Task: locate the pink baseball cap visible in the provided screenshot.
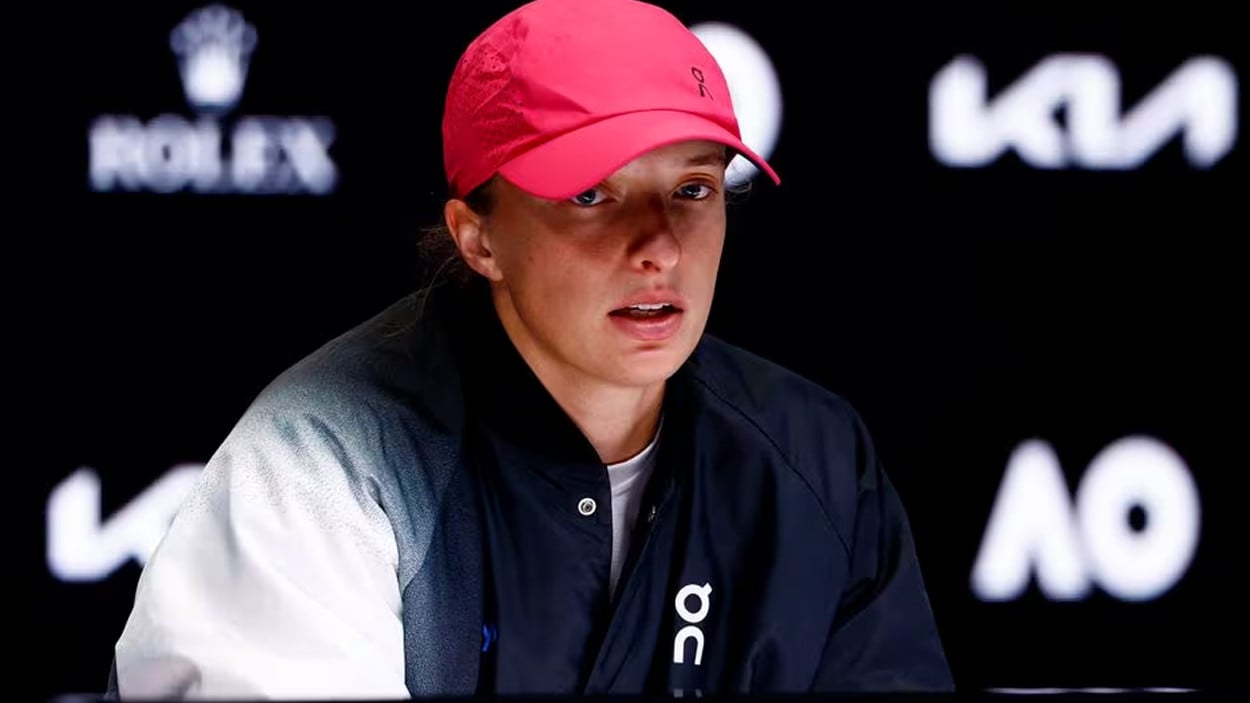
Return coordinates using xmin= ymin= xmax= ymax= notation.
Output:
xmin=441 ymin=0 xmax=781 ymax=200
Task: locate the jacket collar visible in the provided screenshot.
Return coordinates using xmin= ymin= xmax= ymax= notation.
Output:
xmin=444 ymin=279 xmax=604 ymax=467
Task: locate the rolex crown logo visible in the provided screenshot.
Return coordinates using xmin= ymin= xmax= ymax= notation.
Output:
xmin=170 ymin=4 xmax=257 ymax=115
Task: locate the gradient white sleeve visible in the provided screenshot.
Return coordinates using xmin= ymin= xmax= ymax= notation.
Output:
xmin=113 ymin=406 xmax=409 ymax=699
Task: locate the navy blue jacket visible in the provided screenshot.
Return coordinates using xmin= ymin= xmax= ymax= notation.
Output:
xmin=109 ymin=279 xmax=954 ymax=697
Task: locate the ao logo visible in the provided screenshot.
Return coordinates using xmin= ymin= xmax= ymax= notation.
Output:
xmin=972 ymin=436 xmax=1201 ymax=602
xmin=89 ymin=4 xmax=338 ymax=195
xmin=930 ymin=53 xmax=1238 ymax=169
xmin=689 ymin=23 xmax=783 ymax=189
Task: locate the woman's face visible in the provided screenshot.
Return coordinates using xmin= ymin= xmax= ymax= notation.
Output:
xmin=470 ymin=139 xmax=729 ymax=396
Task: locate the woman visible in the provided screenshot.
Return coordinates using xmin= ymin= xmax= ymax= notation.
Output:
xmin=110 ymin=0 xmax=954 ymax=697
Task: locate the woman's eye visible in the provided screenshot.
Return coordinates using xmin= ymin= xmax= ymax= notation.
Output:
xmin=678 ymin=183 xmax=713 ymax=200
xmin=570 ymin=189 xmax=606 ymax=206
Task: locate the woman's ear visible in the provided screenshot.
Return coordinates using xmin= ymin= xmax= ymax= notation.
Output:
xmin=444 ymin=198 xmax=504 ymax=282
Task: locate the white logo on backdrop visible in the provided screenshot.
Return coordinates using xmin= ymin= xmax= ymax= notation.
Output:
xmin=931 ymin=53 xmax=1238 ymax=169
xmin=171 ymin=4 xmax=258 ymax=114
xmin=89 ymin=4 xmax=338 ymax=195
xmin=690 ymin=22 xmax=783 ymax=189
xmin=972 ymin=435 xmax=1200 ymax=602
xmin=47 ymin=465 xmax=203 ymax=582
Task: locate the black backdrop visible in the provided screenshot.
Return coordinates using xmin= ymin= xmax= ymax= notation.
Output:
xmin=24 ymin=1 xmax=1247 ymax=697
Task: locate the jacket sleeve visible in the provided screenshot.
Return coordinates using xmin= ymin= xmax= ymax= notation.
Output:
xmin=810 ymin=416 xmax=956 ymax=692
xmin=110 ymin=388 xmax=410 ymax=699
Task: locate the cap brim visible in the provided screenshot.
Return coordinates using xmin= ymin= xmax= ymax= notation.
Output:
xmin=497 ymin=110 xmax=780 ymax=201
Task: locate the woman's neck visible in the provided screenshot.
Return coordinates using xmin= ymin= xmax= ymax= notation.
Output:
xmin=554 ymin=381 xmax=664 ymax=464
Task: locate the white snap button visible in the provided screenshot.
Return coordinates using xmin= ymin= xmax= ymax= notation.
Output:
xmin=578 ymin=497 xmax=597 ymax=516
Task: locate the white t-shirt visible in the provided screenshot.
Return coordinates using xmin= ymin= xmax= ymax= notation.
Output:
xmin=605 ymin=417 xmax=661 ymax=596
